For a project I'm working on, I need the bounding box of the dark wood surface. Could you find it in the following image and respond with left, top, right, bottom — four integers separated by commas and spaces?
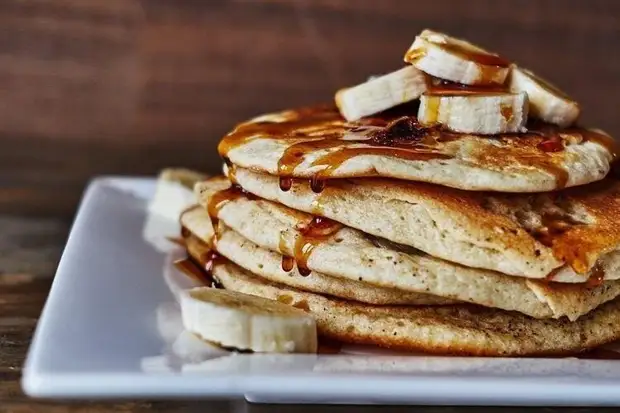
1, 0, 620, 217
2, 0, 620, 410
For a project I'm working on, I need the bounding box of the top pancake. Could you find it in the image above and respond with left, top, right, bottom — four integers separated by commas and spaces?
218, 104, 616, 192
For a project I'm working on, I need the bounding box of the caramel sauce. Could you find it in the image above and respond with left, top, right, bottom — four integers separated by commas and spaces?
310, 176, 326, 193
227, 163, 239, 185
174, 257, 214, 286
183, 231, 225, 287
440, 42, 510, 68
279, 176, 293, 191
531, 210, 600, 274
586, 262, 606, 287
277, 138, 343, 179
533, 213, 579, 248
218, 107, 345, 159
537, 136, 564, 153
281, 255, 295, 273
310, 145, 450, 179
543, 165, 569, 189
293, 216, 342, 276
582, 129, 619, 160
274, 115, 451, 190
292, 299, 311, 312
278, 231, 290, 255
277, 294, 294, 305
166, 236, 186, 247
207, 185, 245, 218
404, 47, 426, 63
500, 104, 513, 122
544, 267, 562, 282
422, 96, 441, 125
425, 76, 508, 96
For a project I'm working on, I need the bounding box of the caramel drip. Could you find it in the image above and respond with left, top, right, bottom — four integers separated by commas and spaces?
166, 236, 186, 247
281, 256, 295, 273
532, 211, 595, 273
500, 104, 513, 122
206, 185, 256, 248
537, 136, 564, 153
404, 48, 426, 63
278, 231, 290, 255
533, 214, 578, 248
227, 163, 239, 186
425, 75, 508, 96
422, 96, 441, 125
182, 231, 225, 288
310, 146, 451, 179
441, 42, 510, 67
278, 138, 343, 179
218, 107, 344, 158
541, 164, 569, 189
544, 267, 562, 282
293, 216, 342, 276
582, 129, 619, 160
586, 263, 606, 287
207, 185, 245, 218
174, 258, 214, 286
279, 176, 293, 192
310, 176, 326, 193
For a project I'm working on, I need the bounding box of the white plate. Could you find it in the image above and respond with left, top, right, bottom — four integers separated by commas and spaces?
21, 177, 620, 406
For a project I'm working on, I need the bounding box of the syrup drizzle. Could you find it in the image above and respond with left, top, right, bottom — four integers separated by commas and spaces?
220, 105, 616, 197
585, 262, 606, 287
293, 216, 342, 276
425, 76, 508, 96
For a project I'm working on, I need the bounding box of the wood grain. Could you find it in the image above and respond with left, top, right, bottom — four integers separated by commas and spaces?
1, 0, 619, 214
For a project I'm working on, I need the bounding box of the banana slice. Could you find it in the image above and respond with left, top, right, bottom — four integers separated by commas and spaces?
509, 66, 580, 127
148, 168, 207, 222
404, 29, 511, 86
335, 66, 426, 121
418, 92, 529, 134
143, 168, 207, 252
180, 287, 317, 353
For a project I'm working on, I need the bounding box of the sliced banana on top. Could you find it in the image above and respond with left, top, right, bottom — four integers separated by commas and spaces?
335, 65, 426, 121
404, 29, 511, 86
418, 91, 529, 135
509, 66, 580, 127
180, 287, 317, 353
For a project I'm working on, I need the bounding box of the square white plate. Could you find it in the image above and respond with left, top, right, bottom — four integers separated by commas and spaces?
22, 177, 620, 406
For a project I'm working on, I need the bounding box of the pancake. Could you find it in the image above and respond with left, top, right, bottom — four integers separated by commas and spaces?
212, 261, 620, 357
181, 208, 452, 306
193, 176, 620, 320
218, 105, 616, 193
221, 167, 620, 282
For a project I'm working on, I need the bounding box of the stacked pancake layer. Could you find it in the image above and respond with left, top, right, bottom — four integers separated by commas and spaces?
176, 31, 620, 356
179, 128, 620, 356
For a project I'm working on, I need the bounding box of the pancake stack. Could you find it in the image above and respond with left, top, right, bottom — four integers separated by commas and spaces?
177, 30, 620, 356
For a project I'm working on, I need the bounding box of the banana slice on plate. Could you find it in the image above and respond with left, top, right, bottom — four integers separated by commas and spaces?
335, 65, 427, 121
509, 66, 580, 127
404, 29, 511, 86
418, 91, 529, 134
180, 287, 318, 353
143, 168, 207, 252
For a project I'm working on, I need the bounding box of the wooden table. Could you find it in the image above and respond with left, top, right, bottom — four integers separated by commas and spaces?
2, 0, 620, 410
1, 216, 617, 412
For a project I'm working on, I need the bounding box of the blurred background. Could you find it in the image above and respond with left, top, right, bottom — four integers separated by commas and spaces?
1, 0, 619, 218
